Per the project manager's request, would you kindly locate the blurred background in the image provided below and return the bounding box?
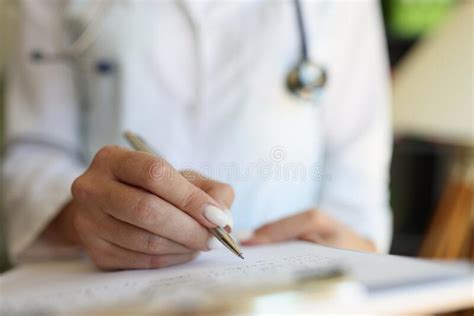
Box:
[383,0,473,260]
[0,0,472,272]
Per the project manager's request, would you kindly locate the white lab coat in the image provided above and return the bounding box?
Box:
[4,0,392,261]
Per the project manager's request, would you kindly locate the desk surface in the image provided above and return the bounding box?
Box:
[1,242,473,315]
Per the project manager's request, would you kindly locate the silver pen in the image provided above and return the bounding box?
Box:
[123,131,244,259]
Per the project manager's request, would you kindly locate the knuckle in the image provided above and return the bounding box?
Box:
[149,256,166,269]
[181,188,204,213]
[134,195,157,223]
[145,233,163,254]
[94,145,119,164]
[71,176,91,201]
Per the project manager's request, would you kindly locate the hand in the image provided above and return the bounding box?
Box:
[44,146,234,270]
[241,209,376,252]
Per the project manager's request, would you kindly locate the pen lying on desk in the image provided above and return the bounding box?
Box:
[124,131,244,259]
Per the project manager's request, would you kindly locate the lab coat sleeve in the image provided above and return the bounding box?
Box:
[317,2,393,252]
[4,0,85,262]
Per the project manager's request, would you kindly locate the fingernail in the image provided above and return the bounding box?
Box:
[203,205,232,227]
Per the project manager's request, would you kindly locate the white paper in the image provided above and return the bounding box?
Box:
[0,242,471,314]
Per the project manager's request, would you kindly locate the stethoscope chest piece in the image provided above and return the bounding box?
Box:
[287,61,327,101]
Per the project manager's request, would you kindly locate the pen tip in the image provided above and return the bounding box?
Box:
[238,254,244,259]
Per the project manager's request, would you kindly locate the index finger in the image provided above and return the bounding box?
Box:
[181,170,234,208]
[181,170,235,231]
[105,146,231,228]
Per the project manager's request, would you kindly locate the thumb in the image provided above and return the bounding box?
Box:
[181,170,234,229]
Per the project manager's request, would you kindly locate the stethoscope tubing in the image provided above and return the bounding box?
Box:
[30,0,327,102]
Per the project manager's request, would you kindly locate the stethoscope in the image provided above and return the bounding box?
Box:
[31,0,327,101]
[287,0,327,100]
